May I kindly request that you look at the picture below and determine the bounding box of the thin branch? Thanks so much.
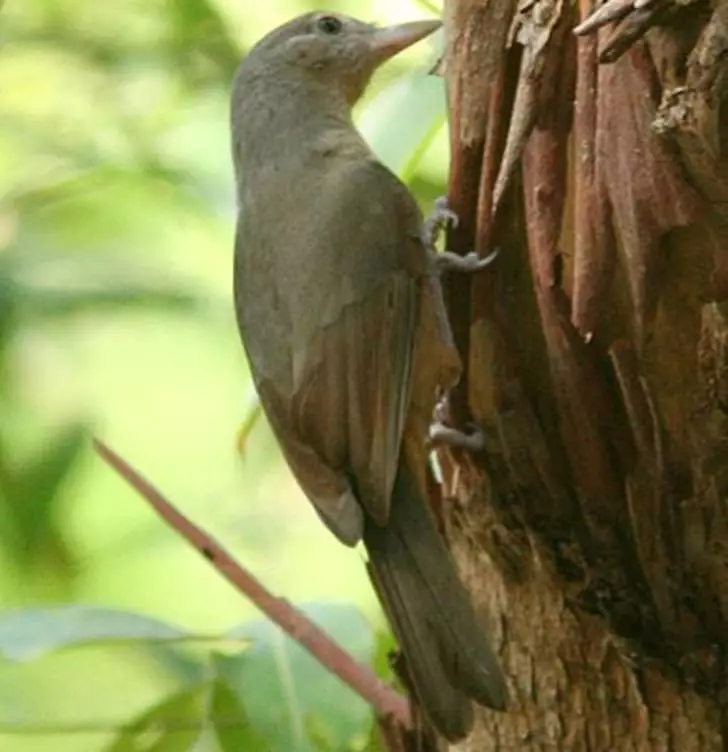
[93,438,411,730]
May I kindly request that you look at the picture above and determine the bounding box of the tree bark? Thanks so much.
[436,1,728,749]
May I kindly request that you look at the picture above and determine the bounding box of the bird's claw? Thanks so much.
[423,196,459,249]
[428,422,486,452]
[431,198,459,232]
[436,248,499,274]
[424,197,499,274]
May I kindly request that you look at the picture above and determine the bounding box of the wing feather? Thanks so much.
[289,159,427,527]
[294,272,417,525]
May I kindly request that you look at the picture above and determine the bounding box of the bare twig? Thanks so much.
[573,0,687,64]
[573,0,634,36]
[93,438,411,730]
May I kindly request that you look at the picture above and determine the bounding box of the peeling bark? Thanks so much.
[435,0,728,748]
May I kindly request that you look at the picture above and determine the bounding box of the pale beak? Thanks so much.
[368,19,441,63]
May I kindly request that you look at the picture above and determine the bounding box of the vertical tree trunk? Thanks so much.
[437,2,728,748]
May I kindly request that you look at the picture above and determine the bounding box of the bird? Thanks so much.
[230,11,508,741]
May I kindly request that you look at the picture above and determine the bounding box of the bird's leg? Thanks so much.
[423,196,499,274]
[427,393,487,453]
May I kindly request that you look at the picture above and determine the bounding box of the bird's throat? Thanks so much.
[231,71,370,179]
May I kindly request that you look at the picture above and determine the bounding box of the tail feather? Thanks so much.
[366,549,474,740]
[363,458,508,741]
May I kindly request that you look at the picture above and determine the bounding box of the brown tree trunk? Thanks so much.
[436,2,728,749]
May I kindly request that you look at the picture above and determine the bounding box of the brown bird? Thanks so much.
[230,11,507,740]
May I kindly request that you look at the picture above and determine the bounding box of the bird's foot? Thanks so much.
[423,196,499,275]
[422,195,458,249]
[428,421,486,452]
[435,248,499,274]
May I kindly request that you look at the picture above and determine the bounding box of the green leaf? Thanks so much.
[168,0,241,80]
[357,73,446,179]
[209,681,270,752]
[1,422,86,570]
[215,602,375,752]
[190,725,223,752]
[0,606,190,661]
[105,685,208,752]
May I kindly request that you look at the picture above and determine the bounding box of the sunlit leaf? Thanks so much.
[0,606,191,661]
[215,602,375,752]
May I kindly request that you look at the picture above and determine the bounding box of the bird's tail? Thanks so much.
[363,457,508,742]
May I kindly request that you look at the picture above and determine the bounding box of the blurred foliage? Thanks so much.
[0,603,378,750]
[0,0,449,749]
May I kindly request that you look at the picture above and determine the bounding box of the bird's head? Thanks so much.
[241,11,440,105]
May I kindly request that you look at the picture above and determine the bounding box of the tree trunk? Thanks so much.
[436,2,728,749]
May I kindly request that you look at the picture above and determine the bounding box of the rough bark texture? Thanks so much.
[435,1,728,749]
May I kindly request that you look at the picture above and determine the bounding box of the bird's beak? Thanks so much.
[368,19,441,64]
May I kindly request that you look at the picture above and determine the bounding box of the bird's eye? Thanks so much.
[316,15,343,35]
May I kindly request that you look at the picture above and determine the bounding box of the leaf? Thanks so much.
[357,73,446,178]
[0,606,191,661]
[215,602,375,752]
[209,681,270,752]
[105,686,208,752]
[168,0,241,80]
[190,725,223,752]
[2,422,86,570]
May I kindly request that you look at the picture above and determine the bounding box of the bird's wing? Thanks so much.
[289,159,430,530]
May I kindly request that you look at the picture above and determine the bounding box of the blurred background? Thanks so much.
[0,0,449,748]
